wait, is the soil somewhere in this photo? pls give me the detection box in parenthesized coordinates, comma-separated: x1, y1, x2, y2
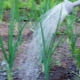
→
(37, 64, 78, 80)
(0, 10, 80, 80)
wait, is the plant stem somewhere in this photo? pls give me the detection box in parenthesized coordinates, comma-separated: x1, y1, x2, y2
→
(7, 67, 12, 80)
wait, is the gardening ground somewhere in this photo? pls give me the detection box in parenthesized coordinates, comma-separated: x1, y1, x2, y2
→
(0, 10, 80, 80)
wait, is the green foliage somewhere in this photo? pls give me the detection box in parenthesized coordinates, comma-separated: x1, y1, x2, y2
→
(0, 0, 5, 20)
(0, 0, 26, 80)
(4, 0, 10, 9)
(2, 0, 64, 21)
(66, 8, 80, 76)
(66, 12, 78, 57)
(1, 0, 78, 21)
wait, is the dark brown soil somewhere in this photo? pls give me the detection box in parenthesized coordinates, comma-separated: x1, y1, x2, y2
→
(37, 60, 79, 80)
(37, 65, 77, 80)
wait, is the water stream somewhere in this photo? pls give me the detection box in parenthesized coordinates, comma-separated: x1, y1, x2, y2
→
(19, 2, 69, 80)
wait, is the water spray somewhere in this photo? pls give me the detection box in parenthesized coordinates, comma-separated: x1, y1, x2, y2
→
(18, 0, 80, 80)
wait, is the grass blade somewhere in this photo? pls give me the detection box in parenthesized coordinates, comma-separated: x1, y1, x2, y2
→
(0, 36, 8, 63)
(0, 0, 5, 20)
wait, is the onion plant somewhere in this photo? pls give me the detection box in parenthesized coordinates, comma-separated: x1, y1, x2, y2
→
(66, 12, 79, 57)
(66, 11, 80, 76)
(39, 6, 64, 80)
(0, 0, 26, 80)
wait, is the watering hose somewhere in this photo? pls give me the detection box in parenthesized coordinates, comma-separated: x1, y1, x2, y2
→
(64, 0, 80, 14)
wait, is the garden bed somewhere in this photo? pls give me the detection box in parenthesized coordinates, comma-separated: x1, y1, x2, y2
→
(0, 10, 80, 80)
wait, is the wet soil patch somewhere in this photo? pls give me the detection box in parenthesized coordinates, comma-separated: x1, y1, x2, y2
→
(37, 64, 79, 80)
